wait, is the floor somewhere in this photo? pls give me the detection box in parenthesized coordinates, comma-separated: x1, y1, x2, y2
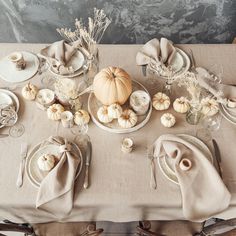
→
(0, 221, 204, 236)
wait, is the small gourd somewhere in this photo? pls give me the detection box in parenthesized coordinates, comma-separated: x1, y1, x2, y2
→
(37, 154, 56, 171)
(173, 97, 189, 113)
(161, 113, 176, 128)
(47, 104, 65, 121)
(118, 109, 138, 128)
(201, 97, 219, 116)
(97, 106, 113, 123)
(22, 83, 38, 100)
(108, 103, 123, 119)
(152, 92, 170, 110)
(74, 109, 90, 125)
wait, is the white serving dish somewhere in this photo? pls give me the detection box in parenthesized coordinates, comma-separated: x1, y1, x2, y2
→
(88, 80, 152, 134)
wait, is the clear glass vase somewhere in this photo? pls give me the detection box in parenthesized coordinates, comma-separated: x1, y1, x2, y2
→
(186, 105, 202, 125)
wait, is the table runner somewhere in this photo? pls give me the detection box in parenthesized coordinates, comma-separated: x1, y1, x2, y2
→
(0, 43, 236, 223)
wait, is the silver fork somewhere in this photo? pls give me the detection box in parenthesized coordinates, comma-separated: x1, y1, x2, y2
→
(16, 143, 28, 188)
(147, 147, 157, 189)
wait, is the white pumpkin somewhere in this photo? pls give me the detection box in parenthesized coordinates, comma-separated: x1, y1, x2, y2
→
(201, 97, 219, 116)
(74, 110, 90, 125)
(37, 154, 55, 171)
(108, 103, 123, 119)
(173, 97, 189, 113)
(47, 104, 65, 121)
(97, 106, 113, 123)
(118, 109, 138, 128)
(22, 83, 38, 100)
(152, 92, 170, 110)
(161, 113, 176, 128)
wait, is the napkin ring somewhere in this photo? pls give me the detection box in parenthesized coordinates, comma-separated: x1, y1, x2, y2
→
(59, 143, 72, 153)
(179, 158, 192, 171)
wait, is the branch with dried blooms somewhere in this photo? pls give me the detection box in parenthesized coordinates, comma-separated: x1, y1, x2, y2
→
(56, 8, 111, 58)
(177, 71, 202, 105)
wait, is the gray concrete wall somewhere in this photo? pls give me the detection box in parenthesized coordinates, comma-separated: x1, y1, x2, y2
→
(0, 0, 235, 44)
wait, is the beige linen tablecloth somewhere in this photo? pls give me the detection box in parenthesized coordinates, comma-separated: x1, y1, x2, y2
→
(0, 44, 236, 223)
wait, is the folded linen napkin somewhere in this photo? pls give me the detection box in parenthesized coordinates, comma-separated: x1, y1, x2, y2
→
(40, 40, 77, 75)
(196, 68, 236, 106)
(136, 38, 176, 68)
(153, 134, 231, 221)
(36, 136, 80, 218)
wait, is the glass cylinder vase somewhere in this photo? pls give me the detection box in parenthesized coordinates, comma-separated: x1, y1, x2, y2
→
(186, 105, 202, 125)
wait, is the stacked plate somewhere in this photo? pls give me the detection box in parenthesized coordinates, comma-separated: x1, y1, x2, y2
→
(219, 103, 236, 125)
(26, 141, 83, 188)
(48, 50, 86, 78)
(0, 89, 19, 128)
(157, 134, 213, 185)
(150, 48, 190, 78)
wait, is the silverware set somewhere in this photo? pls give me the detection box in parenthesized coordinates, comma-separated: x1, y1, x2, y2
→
(83, 139, 92, 189)
(212, 139, 223, 178)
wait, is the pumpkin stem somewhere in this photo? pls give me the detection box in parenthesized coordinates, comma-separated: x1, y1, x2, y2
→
(111, 72, 116, 78)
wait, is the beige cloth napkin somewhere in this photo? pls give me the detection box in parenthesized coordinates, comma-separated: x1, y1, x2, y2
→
(36, 136, 80, 218)
(40, 40, 77, 75)
(153, 134, 231, 221)
(136, 38, 176, 67)
(196, 67, 236, 105)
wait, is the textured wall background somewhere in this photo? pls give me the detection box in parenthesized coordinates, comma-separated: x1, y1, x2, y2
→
(0, 0, 235, 44)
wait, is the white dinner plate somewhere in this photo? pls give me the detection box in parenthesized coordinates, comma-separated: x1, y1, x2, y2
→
(158, 134, 213, 185)
(26, 142, 83, 188)
(0, 92, 13, 107)
(88, 80, 152, 134)
(0, 89, 20, 112)
(222, 104, 236, 119)
(219, 103, 236, 125)
(0, 51, 39, 83)
(48, 50, 85, 78)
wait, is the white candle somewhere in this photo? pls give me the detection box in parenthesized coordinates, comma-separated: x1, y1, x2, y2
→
(36, 89, 55, 110)
(130, 90, 150, 115)
(61, 111, 74, 128)
(121, 138, 134, 153)
(8, 52, 26, 70)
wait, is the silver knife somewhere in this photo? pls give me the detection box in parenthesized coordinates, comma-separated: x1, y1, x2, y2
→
(83, 140, 92, 189)
(212, 139, 223, 178)
(0, 134, 9, 138)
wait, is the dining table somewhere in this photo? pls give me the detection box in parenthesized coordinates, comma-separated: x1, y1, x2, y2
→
(0, 43, 236, 224)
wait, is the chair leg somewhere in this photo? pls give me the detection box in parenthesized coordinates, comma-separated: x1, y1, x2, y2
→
(198, 218, 236, 236)
(0, 220, 35, 235)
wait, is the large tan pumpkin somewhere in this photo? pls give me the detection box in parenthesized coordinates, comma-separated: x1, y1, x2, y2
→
(93, 67, 132, 105)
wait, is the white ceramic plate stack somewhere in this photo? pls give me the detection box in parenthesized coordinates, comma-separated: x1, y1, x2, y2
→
(0, 89, 20, 128)
(157, 134, 213, 185)
(151, 48, 190, 79)
(219, 103, 236, 125)
(0, 51, 39, 83)
(88, 80, 152, 134)
(26, 142, 83, 188)
(48, 50, 85, 78)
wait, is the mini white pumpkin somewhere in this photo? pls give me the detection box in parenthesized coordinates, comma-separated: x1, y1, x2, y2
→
(22, 83, 38, 100)
(74, 109, 90, 125)
(173, 97, 190, 113)
(152, 92, 170, 110)
(118, 109, 138, 128)
(108, 103, 123, 119)
(97, 106, 113, 123)
(201, 97, 219, 116)
(161, 113, 176, 128)
(47, 104, 65, 121)
(37, 154, 56, 171)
